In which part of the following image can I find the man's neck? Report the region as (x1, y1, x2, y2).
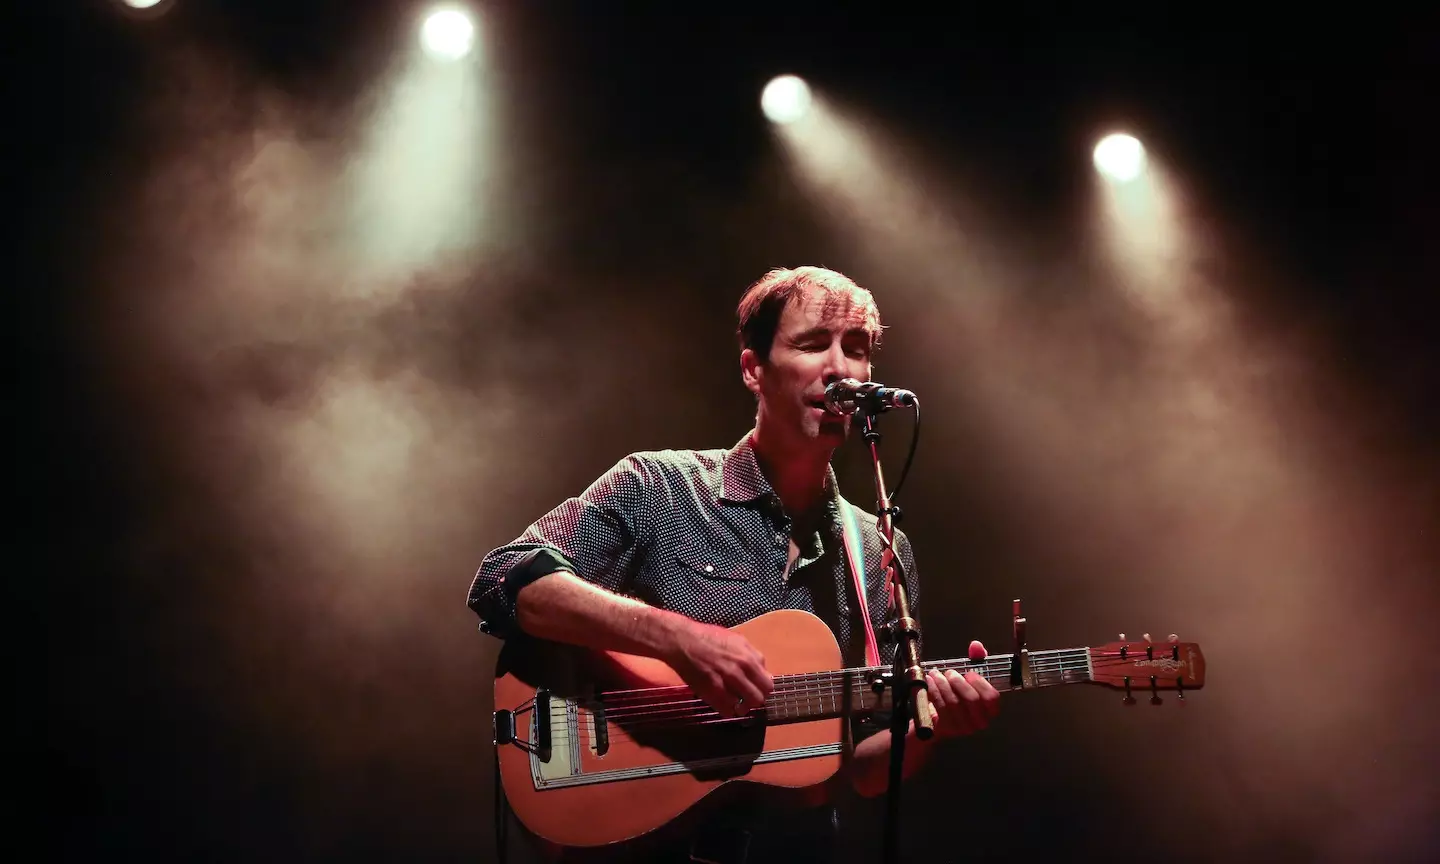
(749, 426, 833, 519)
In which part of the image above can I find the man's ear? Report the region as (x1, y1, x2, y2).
(740, 348, 764, 396)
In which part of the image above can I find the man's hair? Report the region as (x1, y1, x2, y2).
(736, 266, 883, 363)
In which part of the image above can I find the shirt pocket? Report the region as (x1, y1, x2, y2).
(646, 542, 761, 627)
(673, 543, 751, 584)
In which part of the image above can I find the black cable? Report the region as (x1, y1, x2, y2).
(887, 400, 920, 507)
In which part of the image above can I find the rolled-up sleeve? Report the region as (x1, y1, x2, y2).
(467, 455, 652, 638)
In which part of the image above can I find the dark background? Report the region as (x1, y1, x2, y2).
(29, 2, 1438, 862)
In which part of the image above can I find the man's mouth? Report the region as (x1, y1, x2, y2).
(808, 398, 839, 418)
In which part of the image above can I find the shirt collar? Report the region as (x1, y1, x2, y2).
(718, 431, 842, 513)
(719, 431, 774, 504)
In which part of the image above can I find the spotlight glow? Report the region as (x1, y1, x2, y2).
(420, 7, 476, 61)
(762, 75, 813, 125)
(1094, 133, 1147, 183)
(114, 0, 173, 17)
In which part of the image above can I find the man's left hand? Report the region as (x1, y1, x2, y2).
(923, 640, 1000, 739)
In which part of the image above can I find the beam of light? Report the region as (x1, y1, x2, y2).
(420, 7, 476, 61)
(344, 15, 492, 287)
(769, 89, 1003, 333)
(1093, 132, 1147, 182)
(77, 26, 586, 859)
(778, 87, 1439, 861)
(761, 75, 813, 125)
(1089, 141, 1203, 326)
(1071, 124, 1440, 861)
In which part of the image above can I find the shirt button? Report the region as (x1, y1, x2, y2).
(774, 532, 785, 545)
(703, 564, 714, 573)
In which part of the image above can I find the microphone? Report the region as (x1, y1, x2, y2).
(823, 378, 918, 416)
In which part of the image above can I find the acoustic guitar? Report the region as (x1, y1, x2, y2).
(493, 607, 1205, 851)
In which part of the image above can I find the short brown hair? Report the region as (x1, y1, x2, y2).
(736, 266, 883, 362)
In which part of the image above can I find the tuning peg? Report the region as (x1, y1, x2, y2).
(1144, 633, 1154, 660)
(1168, 633, 1178, 642)
(1143, 633, 1152, 643)
(1149, 676, 1162, 706)
(1118, 633, 1126, 641)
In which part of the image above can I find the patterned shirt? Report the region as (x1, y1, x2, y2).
(468, 431, 920, 674)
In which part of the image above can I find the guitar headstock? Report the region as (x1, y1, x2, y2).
(1089, 633, 1205, 704)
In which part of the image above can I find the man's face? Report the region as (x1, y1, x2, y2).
(743, 290, 876, 447)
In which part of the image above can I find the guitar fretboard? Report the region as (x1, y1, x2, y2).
(760, 648, 1093, 723)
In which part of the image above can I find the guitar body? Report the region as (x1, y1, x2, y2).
(493, 603, 1209, 857)
(494, 610, 846, 851)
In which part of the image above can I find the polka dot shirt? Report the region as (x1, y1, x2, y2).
(469, 432, 920, 676)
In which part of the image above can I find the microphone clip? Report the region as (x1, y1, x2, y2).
(823, 378, 918, 416)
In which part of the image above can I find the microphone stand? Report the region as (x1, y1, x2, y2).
(858, 411, 932, 864)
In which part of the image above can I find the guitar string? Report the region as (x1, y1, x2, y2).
(527, 665, 1188, 760)
(591, 658, 1005, 700)
(533, 655, 1166, 729)
(590, 653, 1076, 705)
(549, 661, 1023, 721)
(561, 655, 1155, 719)
(525, 658, 1132, 758)
(579, 664, 1061, 721)
(589, 648, 1169, 704)
(565, 653, 1114, 715)
(543, 662, 1183, 728)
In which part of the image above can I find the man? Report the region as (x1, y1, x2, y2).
(470, 266, 999, 862)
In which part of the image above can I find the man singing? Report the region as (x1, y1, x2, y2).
(470, 266, 999, 862)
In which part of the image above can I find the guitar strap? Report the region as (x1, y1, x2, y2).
(837, 497, 883, 667)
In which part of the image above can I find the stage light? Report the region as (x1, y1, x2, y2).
(762, 75, 813, 125)
(420, 6, 476, 61)
(1093, 133, 1147, 183)
(114, 0, 173, 14)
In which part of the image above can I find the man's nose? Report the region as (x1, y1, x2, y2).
(824, 345, 868, 384)
(821, 345, 850, 384)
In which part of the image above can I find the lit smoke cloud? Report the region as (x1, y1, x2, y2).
(777, 87, 1438, 859)
(90, 44, 534, 814)
(78, 42, 1437, 861)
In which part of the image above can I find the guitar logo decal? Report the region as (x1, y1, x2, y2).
(1131, 657, 1186, 673)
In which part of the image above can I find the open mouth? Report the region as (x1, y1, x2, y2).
(808, 399, 840, 419)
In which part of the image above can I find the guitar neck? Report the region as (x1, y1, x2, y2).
(762, 647, 1094, 723)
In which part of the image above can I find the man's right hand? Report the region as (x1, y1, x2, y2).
(664, 620, 774, 718)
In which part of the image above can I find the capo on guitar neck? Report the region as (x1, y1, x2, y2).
(1010, 599, 1037, 689)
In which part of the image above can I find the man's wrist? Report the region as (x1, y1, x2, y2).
(637, 604, 691, 662)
